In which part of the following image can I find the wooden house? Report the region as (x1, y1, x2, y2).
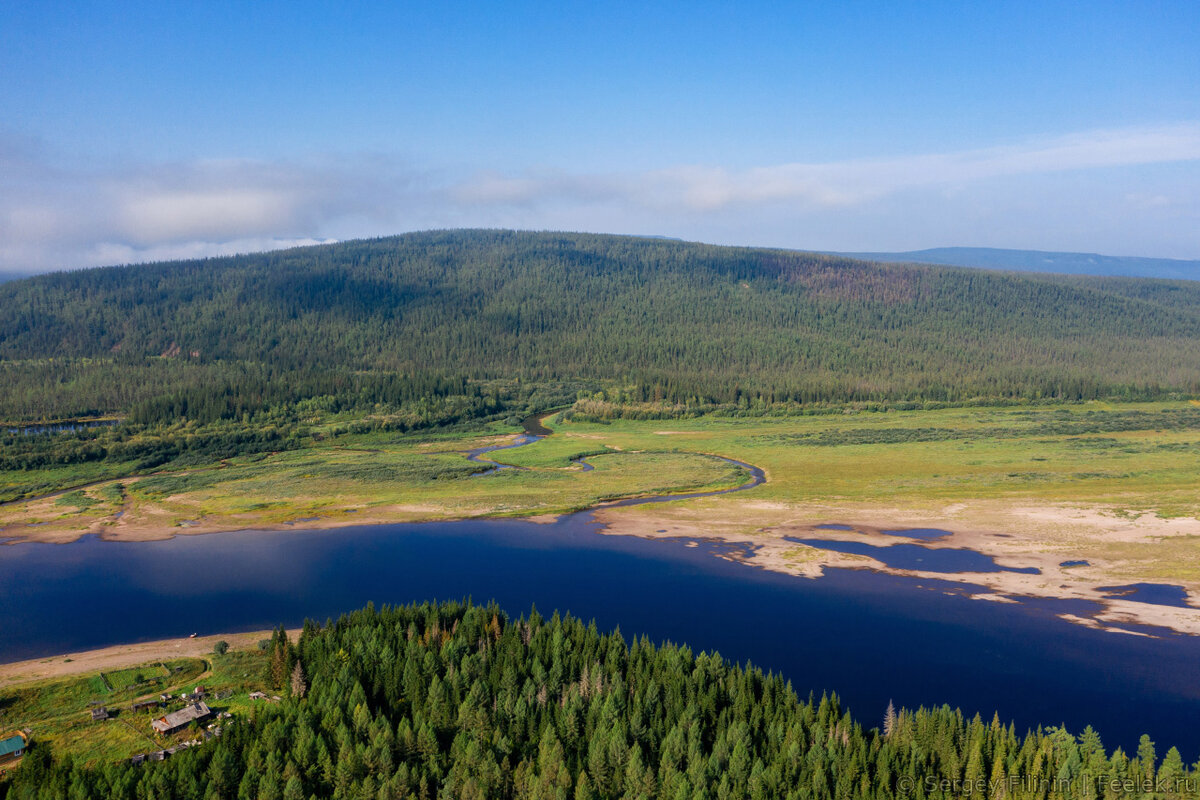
(151, 702, 211, 736)
(0, 733, 27, 767)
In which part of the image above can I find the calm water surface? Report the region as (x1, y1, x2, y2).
(3, 513, 1200, 756)
(1097, 583, 1193, 608)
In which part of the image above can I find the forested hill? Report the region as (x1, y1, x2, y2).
(3, 229, 1200, 415)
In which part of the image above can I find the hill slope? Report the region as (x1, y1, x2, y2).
(838, 246, 1200, 280)
(2, 230, 1200, 418)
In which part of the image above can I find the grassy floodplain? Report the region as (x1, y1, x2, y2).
(0, 417, 749, 541)
(4, 399, 1200, 630)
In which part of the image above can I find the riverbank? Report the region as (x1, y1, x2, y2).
(0, 629, 302, 686)
(0, 430, 749, 545)
(6, 508, 1200, 757)
(5, 484, 1199, 636)
(4, 401, 1200, 635)
(595, 496, 1200, 636)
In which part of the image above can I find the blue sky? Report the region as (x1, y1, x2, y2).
(2, 1, 1199, 271)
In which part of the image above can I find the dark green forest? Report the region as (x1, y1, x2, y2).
(3, 229, 1200, 426)
(4, 601, 1194, 800)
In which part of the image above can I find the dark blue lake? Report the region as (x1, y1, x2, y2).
(3, 513, 1200, 757)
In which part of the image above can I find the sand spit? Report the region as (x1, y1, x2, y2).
(594, 499, 1200, 636)
(0, 629, 300, 686)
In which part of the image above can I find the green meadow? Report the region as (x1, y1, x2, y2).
(4, 400, 1200, 764)
(550, 400, 1200, 515)
(0, 652, 276, 767)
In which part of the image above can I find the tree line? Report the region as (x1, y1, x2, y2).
(4, 601, 1196, 799)
(0, 377, 583, 503)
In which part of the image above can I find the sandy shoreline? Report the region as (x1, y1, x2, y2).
(594, 498, 1200, 636)
(4, 469, 1200, 637)
(0, 629, 301, 687)
(4, 490, 1196, 688)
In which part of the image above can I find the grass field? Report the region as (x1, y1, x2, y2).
(0, 417, 751, 540)
(558, 401, 1200, 515)
(0, 658, 205, 765)
(4, 400, 1200, 536)
(100, 665, 168, 692)
(0, 648, 272, 767)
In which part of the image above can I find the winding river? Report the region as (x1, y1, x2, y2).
(2, 414, 1200, 755)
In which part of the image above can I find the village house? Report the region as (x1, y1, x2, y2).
(0, 733, 27, 767)
(151, 702, 212, 736)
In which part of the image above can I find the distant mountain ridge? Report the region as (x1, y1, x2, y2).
(837, 247, 1200, 281)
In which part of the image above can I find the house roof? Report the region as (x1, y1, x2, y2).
(152, 702, 211, 732)
(0, 734, 25, 758)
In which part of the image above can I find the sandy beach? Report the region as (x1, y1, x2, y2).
(0, 629, 301, 686)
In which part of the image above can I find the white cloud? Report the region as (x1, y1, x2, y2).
(0, 149, 426, 271)
(85, 238, 339, 267)
(117, 188, 301, 243)
(2, 122, 1199, 272)
(454, 123, 1200, 213)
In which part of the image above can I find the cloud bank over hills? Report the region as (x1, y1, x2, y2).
(2, 123, 1198, 273)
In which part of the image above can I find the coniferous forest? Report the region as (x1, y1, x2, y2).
(4, 601, 1194, 800)
(3, 229, 1200, 425)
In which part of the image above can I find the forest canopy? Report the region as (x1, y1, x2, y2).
(3, 601, 1192, 800)
(2, 229, 1200, 425)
